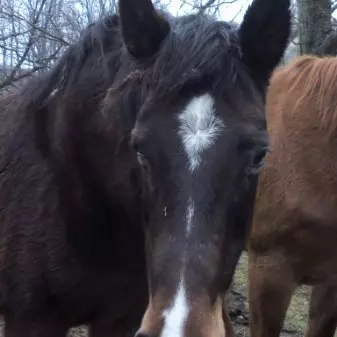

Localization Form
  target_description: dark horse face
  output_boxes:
[113,0,291,336]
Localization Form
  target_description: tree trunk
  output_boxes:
[298,0,332,54]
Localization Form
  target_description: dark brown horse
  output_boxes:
[248,55,337,337]
[0,0,291,336]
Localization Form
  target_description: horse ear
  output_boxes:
[118,0,170,58]
[239,0,291,86]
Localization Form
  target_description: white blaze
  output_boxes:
[186,197,195,236]
[178,93,224,172]
[160,93,224,337]
[161,279,189,337]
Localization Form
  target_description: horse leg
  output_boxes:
[305,285,337,337]
[248,250,296,337]
[4,318,67,337]
[222,296,234,337]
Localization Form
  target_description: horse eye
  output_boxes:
[250,148,268,175]
[253,149,267,166]
[137,152,148,166]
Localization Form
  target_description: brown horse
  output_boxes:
[0,0,291,336]
[248,55,337,337]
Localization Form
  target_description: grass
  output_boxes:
[232,252,311,335]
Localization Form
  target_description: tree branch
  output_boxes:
[316,30,337,55]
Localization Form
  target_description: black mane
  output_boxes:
[16,15,121,109]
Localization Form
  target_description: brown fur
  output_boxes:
[248,55,337,337]
[276,55,337,134]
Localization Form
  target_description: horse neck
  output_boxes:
[46,91,145,264]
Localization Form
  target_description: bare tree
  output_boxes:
[0,0,121,90]
[174,0,243,18]
[0,0,68,89]
[295,0,337,56]
[298,0,332,54]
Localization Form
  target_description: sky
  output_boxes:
[166,0,252,23]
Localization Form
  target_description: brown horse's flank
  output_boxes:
[248,55,337,337]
